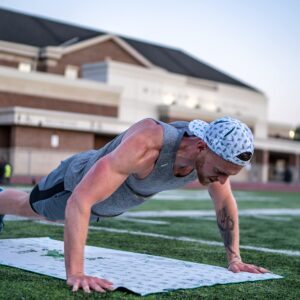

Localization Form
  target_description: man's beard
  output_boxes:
[195,156,209,185]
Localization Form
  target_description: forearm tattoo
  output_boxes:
[217,207,238,258]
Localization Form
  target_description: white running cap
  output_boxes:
[188,117,254,166]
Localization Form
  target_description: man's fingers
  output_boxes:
[71,280,80,292]
[82,286,91,293]
[241,265,267,273]
[89,277,108,293]
[247,266,260,273]
[94,278,114,290]
[258,266,270,273]
[229,264,240,273]
[81,279,91,293]
[239,263,260,273]
[253,266,269,273]
[89,280,105,293]
[246,264,270,274]
[229,262,270,274]
[101,278,114,286]
[94,285,106,293]
[67,275,114,293]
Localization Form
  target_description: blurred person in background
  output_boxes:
[4,161,12,185]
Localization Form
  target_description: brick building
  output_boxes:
[0,7,299,183]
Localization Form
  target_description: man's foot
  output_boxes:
[0,187,5,233]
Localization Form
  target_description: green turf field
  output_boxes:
[0,189,299,299]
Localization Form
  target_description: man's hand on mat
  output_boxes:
[67,274,114,293]
[228,261,269,274]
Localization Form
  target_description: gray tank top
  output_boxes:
[64,120,197,217]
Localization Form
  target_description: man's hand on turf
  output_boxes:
[67,274,114,293]
[228,261,269,274]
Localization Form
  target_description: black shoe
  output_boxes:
[0,187,4,233]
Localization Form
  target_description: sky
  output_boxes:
[1,0,299,127]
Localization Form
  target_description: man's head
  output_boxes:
[188,117,254,185]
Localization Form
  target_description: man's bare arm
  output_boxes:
[64,119,163,293]
[209,180,269,273]
[64,156,127,292]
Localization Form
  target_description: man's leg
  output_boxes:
[0,188,44,232]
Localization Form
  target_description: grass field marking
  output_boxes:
[252,216,292,222]
[4,215,31,221]
[117,217,169,225]
[152,190,280,202]
[36,221,300,257]
[3,215,169,225]
[125,208,300,218]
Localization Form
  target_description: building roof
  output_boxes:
[0,7,260,92]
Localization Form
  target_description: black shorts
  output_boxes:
[29,181,72,221]
[29,180,103,222]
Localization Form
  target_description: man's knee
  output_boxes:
[18,193,41,218]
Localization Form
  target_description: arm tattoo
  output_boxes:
[217,207,238,257]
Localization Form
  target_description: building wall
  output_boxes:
[0,91,117,117]
[0,36,298,184]
[0,58,19,68]
[0,122,121,178]
[94,134,115,149]
[10,126,94,150]
[44,40,145,75]
[0,50,35,69]
[0,126,11,163]
[83,61,268,138]
[268,122,293,139]
[8,126,95,176]
[0,126,10,148]
[82,61,273,183]
[10,147,74,178]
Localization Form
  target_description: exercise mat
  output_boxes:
[0,237,282,295]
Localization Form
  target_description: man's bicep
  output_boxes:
[71,155,129,208]
[70,139,155,208]
[109,125,162,174]
[70,123,162,209]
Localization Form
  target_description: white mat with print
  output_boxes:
[0,237,282,296]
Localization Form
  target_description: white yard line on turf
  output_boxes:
[3,215,169,225]
[252,216,292,222]
[124,209,300,218]
[118,217,169,225]
[4,215,31,221]
[36,220,300,257]
[151,190,280,202]
[5,209,300,221]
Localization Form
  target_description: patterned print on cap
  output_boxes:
[188,117,254,166]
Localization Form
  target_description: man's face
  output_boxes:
[195,149,243,185]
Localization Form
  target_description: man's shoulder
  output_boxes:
[138,118,162,134]
[121,119,164,152]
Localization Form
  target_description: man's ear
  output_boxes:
[196,139,207,152]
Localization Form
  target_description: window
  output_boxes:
[51,135,59,148]
[64,65,79,79]
[18,62,32,73]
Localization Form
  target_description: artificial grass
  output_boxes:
[1,218,299,299]
[131,190,300,211]
[0,189,299,299]
[90,214,300,251]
